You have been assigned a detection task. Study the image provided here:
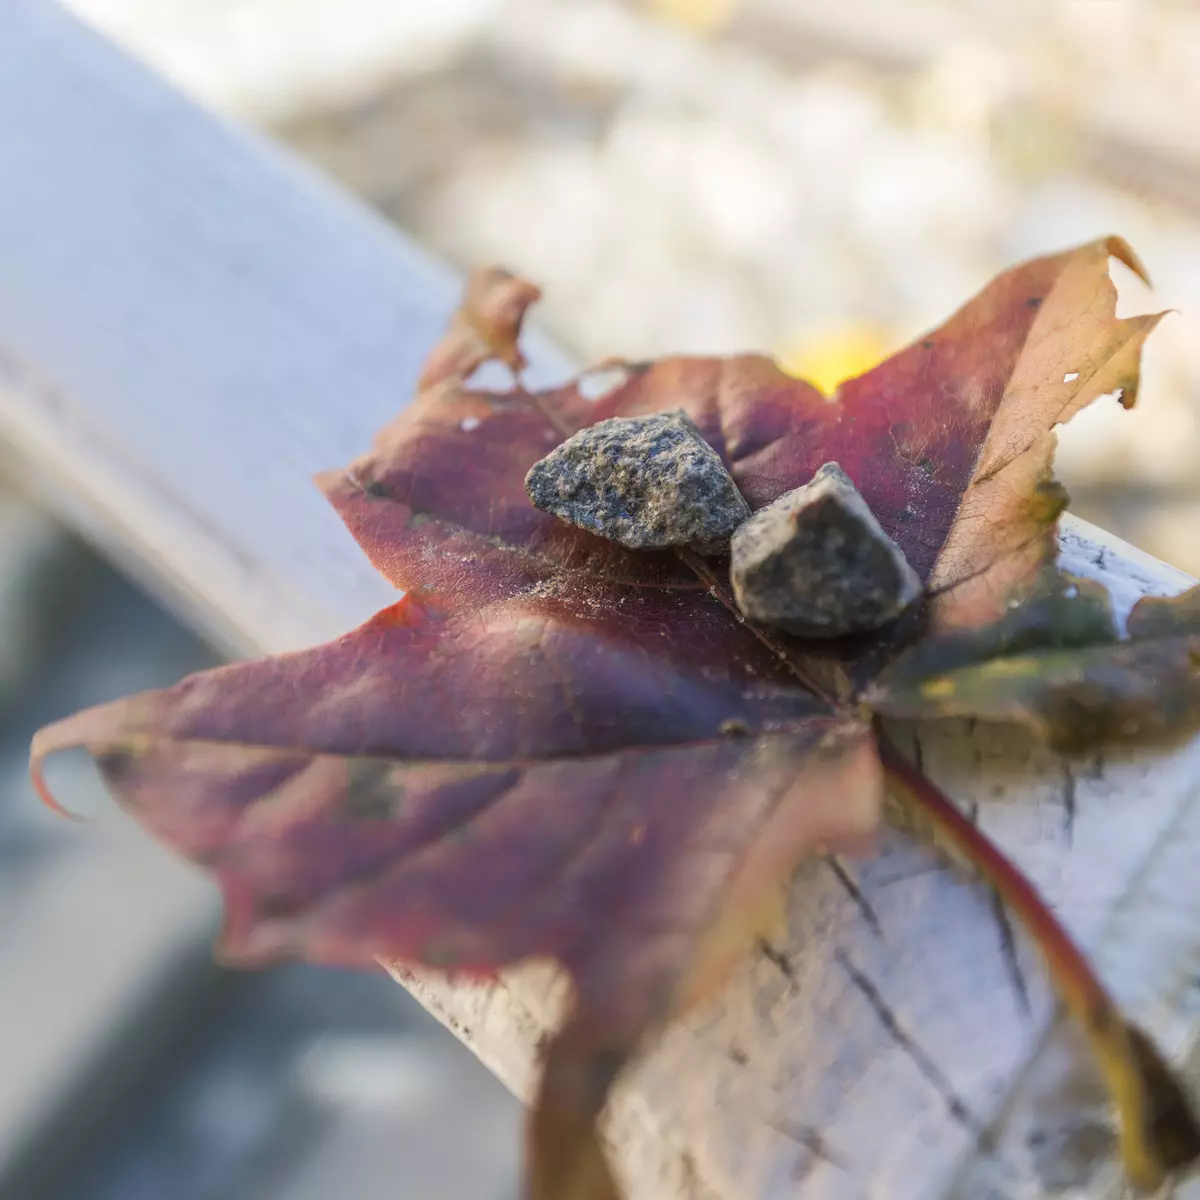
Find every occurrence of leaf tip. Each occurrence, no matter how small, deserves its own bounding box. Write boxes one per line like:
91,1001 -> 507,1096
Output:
29,700 -> 151,823
1103,235 -> 1152,288
312,465 -> 344,497
29,719 -> 90,822
1121,1022 -> 1200,1187
418,265 -> 543,393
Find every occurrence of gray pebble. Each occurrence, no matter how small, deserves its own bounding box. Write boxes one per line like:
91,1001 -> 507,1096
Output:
525,411 -> 750,553
730,462 -> 922,637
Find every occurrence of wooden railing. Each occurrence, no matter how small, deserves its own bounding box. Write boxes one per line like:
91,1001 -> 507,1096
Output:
2,2 -> 1200,1196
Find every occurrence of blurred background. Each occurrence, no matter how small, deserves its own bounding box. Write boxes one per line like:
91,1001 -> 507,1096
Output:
2,0 -> 1198,1196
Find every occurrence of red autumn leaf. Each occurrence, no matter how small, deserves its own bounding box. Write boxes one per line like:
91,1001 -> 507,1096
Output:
30,240 -> 1200,1198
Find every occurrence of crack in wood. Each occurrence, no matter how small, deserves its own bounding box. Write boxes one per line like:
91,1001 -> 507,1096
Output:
756,936 -> 796,985
771,1121 -> 845,1185
836,949 -> 988,1140
825,855 -> 884,940
1062,762 -> 1077,843
991,890 -> 1032,1018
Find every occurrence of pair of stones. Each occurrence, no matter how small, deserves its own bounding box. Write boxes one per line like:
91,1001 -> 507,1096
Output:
524,411 -> 921,639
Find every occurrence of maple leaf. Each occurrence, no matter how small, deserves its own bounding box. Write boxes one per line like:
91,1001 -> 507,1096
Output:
30,240 -> 1200,1197
872,569 -> 1200,752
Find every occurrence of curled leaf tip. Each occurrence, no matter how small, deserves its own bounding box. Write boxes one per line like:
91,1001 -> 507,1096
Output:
29,757 -> 84,822
417,265 -> 542,392
29,720 -> 90,822
1103,234 -> 1152,287
1122,1023 -> 1200,1186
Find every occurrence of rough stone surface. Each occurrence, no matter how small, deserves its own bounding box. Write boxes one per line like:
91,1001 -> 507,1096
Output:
525,411 -> 750,553
730,462 -> 922,637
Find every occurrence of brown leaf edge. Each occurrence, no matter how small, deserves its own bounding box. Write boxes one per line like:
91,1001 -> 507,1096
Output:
880,735 -> 1200,1190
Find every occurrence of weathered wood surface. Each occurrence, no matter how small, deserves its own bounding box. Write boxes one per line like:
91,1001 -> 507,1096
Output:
2,2 -> 1200,1196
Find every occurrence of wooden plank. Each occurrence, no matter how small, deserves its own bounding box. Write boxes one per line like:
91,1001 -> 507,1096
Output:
0,0 -> 569,661
3,3 -> 1200,1196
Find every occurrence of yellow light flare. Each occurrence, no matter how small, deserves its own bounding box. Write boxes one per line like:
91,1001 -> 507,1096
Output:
645,0 -> 740,35
776,324 -> 892,396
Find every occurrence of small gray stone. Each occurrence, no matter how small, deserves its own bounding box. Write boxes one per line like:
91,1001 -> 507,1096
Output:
730,462 -> 922,637
525,410 -> 750,553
